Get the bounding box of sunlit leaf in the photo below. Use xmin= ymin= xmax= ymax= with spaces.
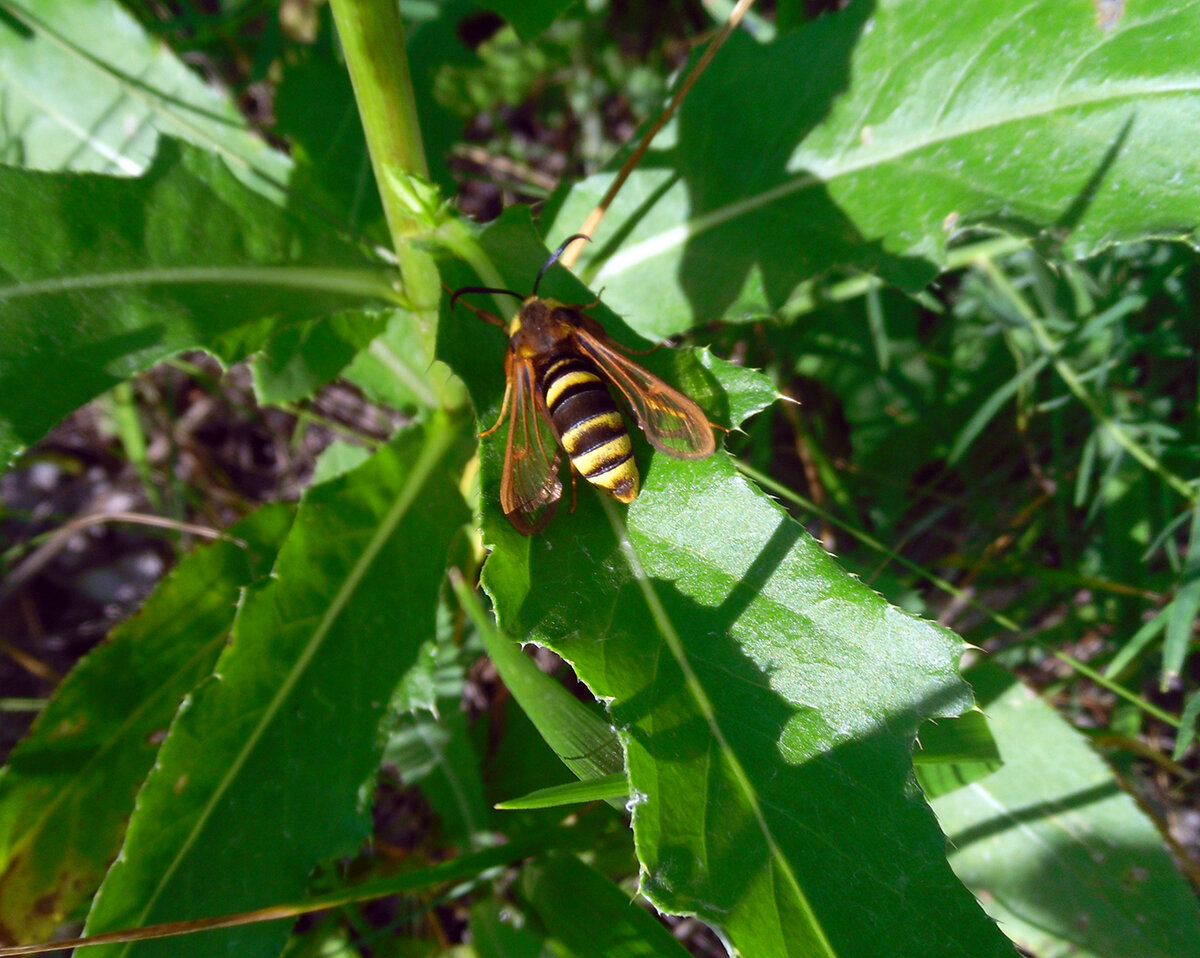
xmin=0 ymin=505 xmax=291 ymax=944
xmin=495 ymin=774 xmax=628 ymax=811
xmin=80 ymin=418 xmax=470 ymax=957
xmin=0 ymin=0 xmax=290 ymax=192
xmin=440 ymin=216 xmax=1013 ymax=956
xmin=0 ymin=139 xmax=395 ymax=466
xmin=932 ymin=663 xmax=1200 ymax=958
xmin=549 ymin=0 xmax=1200 ymax=336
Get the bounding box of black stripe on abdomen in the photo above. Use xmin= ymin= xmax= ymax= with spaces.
xmin=542 ymin=357 xmax=639 ymax=503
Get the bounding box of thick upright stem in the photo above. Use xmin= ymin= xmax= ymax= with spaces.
xmin=328 ymin=0 xmax=428 ymax=249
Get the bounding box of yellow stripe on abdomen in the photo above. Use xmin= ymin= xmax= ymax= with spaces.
xmin=545 ymin=366 xmax=601 ymax=409
xmin=542 ymin=354 xmax=641 ymax=503
xmin=571 ymin=434 xmax=638 ymax=501
xmin=561 ymin=411 xmax=625 ymax=454
xmin=588 ymin=454 xmax=639 ymax=503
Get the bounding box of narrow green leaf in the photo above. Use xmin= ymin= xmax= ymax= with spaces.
xmin=0 ymin=0 xmax=290 ymax=191
xmin=0 ymin=139 xmax=395 ymax=466
xmin=496 ymin=774 xmax=629 ymax=811
xmin=1175 ymin=690 xmax=1200 ymax=760
xmin=521 ymin=853 xmax=692 ymax=958
xmin=80 ymin=418 xmax=470 ymax=958
xmin=0 ymin=503 xmax=292 ymax=944
xmin=1163 ymin=502 xmax=1200 ymax=683
xmin=440 ymin=221 xmax=1011 ymax=955
xmin=913 ymin=710 xmax=1004 ymax=800
xmin=932 ymin=663 xmax=1200 ymax=958
xmin=914 ymin=709 xmax=1001 ymax=765
xmin=453 ymin=575 xmax=625 ymax=788
xmin=948 ymin=356 xmax=1049 ymax=465
xmin=549 ymin=0 xmax=1200 ymax=335
xmin=1103 ymin=602 xmax=1168 ymax=678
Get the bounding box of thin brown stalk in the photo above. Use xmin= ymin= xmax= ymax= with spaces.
xmin=558 ymin=0 xmax=759 ymax=269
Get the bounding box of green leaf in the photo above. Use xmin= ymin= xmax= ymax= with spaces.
xmin=548 ymin=0 xmax=1200 ymax=336
xmin=274 ymin=30 xmax=384 ymax=232
xmin=454 ymin=575 xmax=625 ymax=789
xmin=0 ymin=504 xmax=291 ymax=945
xmin=521 ymin=853 xmax=692 ymax=958
xmin=405 ymin=0 xmax=484 ymax=194
xmin=385 ymin=708 xmax=490 ymax=844
xmin=1176 ymin=689 xmax=1200 ymax=761
xmin=80 ymin=417 xmax=470 ymax=957
xmin=0 ymin=0 xmax=290 ymax=192
xmin=932 ymin=663 xmax=1200 ymax=958
xmin=311 ymin=441 xmax=374 ymax=485
xmin=343 ymin=310 xmax=467 ymax=411
xmin=1163 ymin=502 xmax=1200 ymax=683
xmin=249 ymin=310 xmax=391 ymax=405
xmin=914 ymin=708 xmax=1001 ymax=765
xmin=382 ymin=602 xmax=491 ymax=845
xmin=496 ymin=773 xmax=628 ymax=811
xmin=470 ymin=897 xmax=552 ymax=958
xmin=476 ymin=0 xmax=576 ymax=39
xmin=913 ymin=709 xmax=1004 ymax=800
xmin=0 ymin=139 xmax=395 ymax=466
xmin=440 ymin=218 xmax=1013 ymax=955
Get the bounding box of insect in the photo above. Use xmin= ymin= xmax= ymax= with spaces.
xmin=450 ymin=234 xmax=716 ymax=534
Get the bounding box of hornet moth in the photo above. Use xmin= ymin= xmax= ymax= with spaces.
xmin=451 ymin=234 xmax=716 ymax=534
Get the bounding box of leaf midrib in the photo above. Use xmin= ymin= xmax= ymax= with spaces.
xmin=602 ymin=498 xmax=838 ymax=957
xmin=0 ymin=267 xmax=399 ymax=303
xmin=108 ymin=422 xmax=457 ymax=951
xmin=4 ymin=0 xmax=287 ymax=181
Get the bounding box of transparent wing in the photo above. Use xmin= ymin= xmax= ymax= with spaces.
xmin=574 ymin=331 xmax=715 ymax=459
xmin=501 ymin=358 xmax=563 ymax=534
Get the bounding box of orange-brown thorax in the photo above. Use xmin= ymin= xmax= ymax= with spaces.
xmin=508 ymin=296 xmax=602 ymax=358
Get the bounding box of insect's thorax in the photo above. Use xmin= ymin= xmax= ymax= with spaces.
xmin=508 ymin=296 xmax=579 ymax=360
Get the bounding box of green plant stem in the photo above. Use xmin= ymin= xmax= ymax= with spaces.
xmin=274 ymin=403 xmax=386 ymax=450
xmin=328 ymin=0 xmax=428 ymax=262
xmin=978 ymin=258 xmax=1197 ymax=504
xmin=1056 ymin=652 xmax=1180 ymax=728
xmin=110 ymin=381 xmax=162 ymax=512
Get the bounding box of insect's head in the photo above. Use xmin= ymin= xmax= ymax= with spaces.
xmin=448 ymin=233 xmax=592 ymax=322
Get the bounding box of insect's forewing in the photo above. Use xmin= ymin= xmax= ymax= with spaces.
xmin=574 ymin=330 xmax=715 ymax=459
xmin=501 ymin=357 xmax=563 ymax=534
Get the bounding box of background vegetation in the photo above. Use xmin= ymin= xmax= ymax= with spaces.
xmin=0 ymin=0 xmax=1197 ymax=955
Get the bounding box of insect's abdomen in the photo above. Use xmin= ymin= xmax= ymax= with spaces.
xmin=542 ymin=356 xmax=639 ymax=503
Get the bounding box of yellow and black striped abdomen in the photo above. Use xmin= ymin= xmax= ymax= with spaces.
xmin=542 ymin=356 xmax=639 ymax=503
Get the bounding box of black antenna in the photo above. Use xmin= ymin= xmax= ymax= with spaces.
xmin=449 ymin=285 xmax=525 ymax=312
xmin=532 ymin=233 xmax=591 ymax=296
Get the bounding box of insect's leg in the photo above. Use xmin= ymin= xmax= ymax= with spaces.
xmin=616 ymin=341 xmax=660 ymax=356
xmin=567 ymin=460 xmax=579 ymax=514
xmin=479 ymin=378 xmax=512 ymax=437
